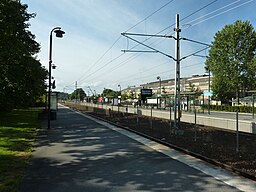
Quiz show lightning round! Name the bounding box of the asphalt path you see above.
[20,105,256,191]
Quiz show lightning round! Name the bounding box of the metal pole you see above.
[194,108,197,125]
[208,70,211,115]
[159,78,161,109]
[150,106,153,129]
[118,85,121,114]
[252,95,255,119]
[236,110,239,153]
[170,105,172,133]
[47,27,64,129]
[202,94,205,113]
[47,31,53,130]
[75,81,77,103]
[174,14,181,129]
[137,102,139,127]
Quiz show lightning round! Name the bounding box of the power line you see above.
[79,0,219,86]
[184,0,240,26]
[73,0,249,91]
[124,0,175,33]
[105,60,170,84]
[180,46,210,61]
[183,0,254,28]
[106,61,204,86]
[190,0,254,27]
[160,0,219,34]
[75,0,176,85]
[78,53,125,83]
[77,36,122,83]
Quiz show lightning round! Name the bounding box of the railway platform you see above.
[20,105,256,192]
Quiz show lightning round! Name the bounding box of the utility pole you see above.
[208,70,211,115]
[75,81,77,103]
[174,14,181,129]
[121,13,210,130]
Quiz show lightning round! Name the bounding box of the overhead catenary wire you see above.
[116,0,253,87]
[184,0,241,26]
[124,0,176,33]
[77,36,122,83]
[105,61,204,86]
[77,0,219,86]
[182,0,255,30]
[73,0,176,85]
[189,0,254,27]
[87,59,171,85]
[85,1,236,87]
[160,0,219,35]
[123,64,204,87]
[73,0,252,91]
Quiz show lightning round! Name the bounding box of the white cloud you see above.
[22,0,256,94]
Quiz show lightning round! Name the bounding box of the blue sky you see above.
[22,0,256,94]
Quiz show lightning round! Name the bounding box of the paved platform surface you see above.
[20,105,256,192]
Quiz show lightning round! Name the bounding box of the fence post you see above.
[150,106,153,129]
[194,109,197,125]
[236,110,239,153]
[170,106,172,132]
[137,103,139,127]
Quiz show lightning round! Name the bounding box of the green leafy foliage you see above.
[205,20,256,103]
[69,88,86,101]
[201,104,253,113]
[102,88,119,98]
[0,0,47,111]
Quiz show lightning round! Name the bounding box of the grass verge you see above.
[0,109,41,192]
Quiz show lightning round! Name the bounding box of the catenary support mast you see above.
[174,14,181,129]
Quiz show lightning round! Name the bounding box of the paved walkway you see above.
[20,105,256,192]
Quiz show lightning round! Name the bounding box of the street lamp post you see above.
[48,27,65,129]
[118,85,121,112]
[157,76,161,109]
[118,84,121,95]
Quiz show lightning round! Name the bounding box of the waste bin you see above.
[50,110,57,120]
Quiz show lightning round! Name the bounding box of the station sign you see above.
[141,89,152,101]
[141,89,152,96]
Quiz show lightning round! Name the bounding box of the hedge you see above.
[201,104,254,113]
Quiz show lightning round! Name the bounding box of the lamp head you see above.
[55,29,65,38]
[157,76,160,80]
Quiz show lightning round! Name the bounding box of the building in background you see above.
[123,74,211,100]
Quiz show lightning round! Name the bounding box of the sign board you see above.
[141,89,152,101]
[141,89,152,96]
[50,92,58,110]
[112,98,119,106]
[203,91,213,96]
[147,98,157,104]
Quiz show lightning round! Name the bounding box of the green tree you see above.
[205,20,256,103]
[102,89,118,98]
[188,82,201,97]
[0,0,47,110]
[70,88,86,101]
